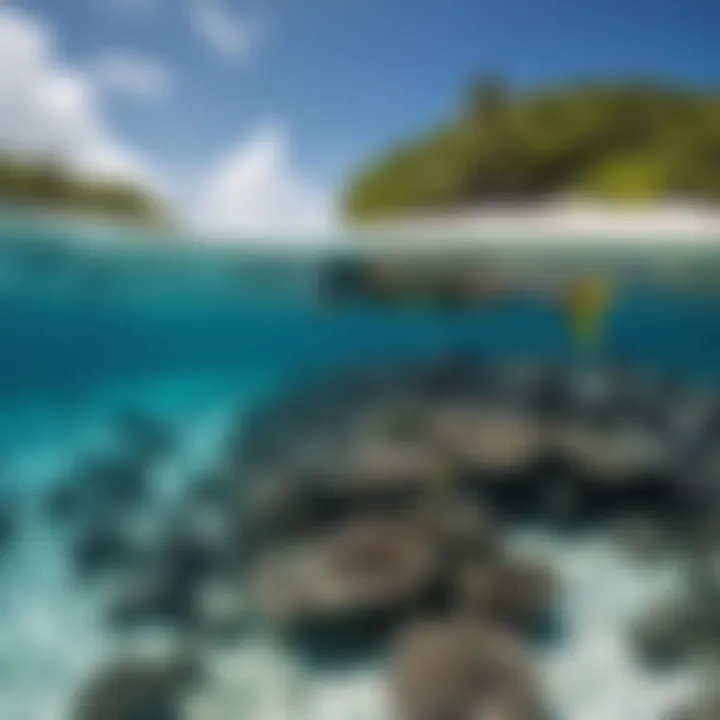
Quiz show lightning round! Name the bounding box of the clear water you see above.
[1,216,719,719]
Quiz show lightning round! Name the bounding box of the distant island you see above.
[343,78,720,221]
[0,155,167,228]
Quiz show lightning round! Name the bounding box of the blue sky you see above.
[0,0,717,234]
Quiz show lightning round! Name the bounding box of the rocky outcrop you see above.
[251,520,439,631]
[73,654,199,720]
[71,521,138,579]
[453,556,559,634]
[671,683,720,720]
[40,354,720,720]
[390,619,545,720]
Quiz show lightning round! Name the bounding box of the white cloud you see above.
[0,8,334,240]
[0,7,158,185]
[190,0,261,61]
[192,124,334,240]
[88,49,172,99]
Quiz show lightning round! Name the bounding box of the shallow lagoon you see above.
[2,220,720,719]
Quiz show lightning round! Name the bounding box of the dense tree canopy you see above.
[0,156,167,226]
[343,79,720,220]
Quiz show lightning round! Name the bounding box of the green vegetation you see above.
[343,78,720,220]
[0,155,167,226]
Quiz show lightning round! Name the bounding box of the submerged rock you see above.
[89,453,154,510]
[251,520,439,631]
[454,556,560,634]
[549,422,681,521]
[422,405,548,520]
[570,368,618,416]
[413,351,490,401]
[335,431,441,513]
[671,675,720,720]
[73,654,199,720]
[609,514,672,562]
[496,558,560,628]
[390,619,545,720]
[532,454,590,527]
[71,521,138,579]
[109,518,227,628]
[109,571,192,628]
[49,452,152,524]
[504,361,570,418]
[634,555,720,668]
[194,577,251,640]
[632,596,698,668]
[238,432,440,551]
[551,423,664,484]
[420,499,500,565]
[238,471,346,551]
[431,405,545,478]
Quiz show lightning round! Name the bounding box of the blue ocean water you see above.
[0,216,718,719]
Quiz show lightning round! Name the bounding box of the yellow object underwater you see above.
[562,276,614,350]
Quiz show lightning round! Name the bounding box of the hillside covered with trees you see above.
[0,156,167,227]
[343,79,720,221]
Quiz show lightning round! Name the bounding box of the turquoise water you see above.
[1,218,719,719]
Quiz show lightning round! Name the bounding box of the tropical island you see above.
[343,78,720,221]
[331,79,720,304]
[0,155,167,228]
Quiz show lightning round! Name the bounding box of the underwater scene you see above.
[4,218,720,720]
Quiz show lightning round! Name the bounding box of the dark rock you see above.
[86,454,152,509]
[109,566,201,629]
[432,405,544,478]
[416,352,490,402]
[562,366,628,427]
[632,555,720,669]
[251,520,439,632]
[71,522,138,579]
[73,654,199,720]
[51,453,152,523]
[670,683,720,720]
[624,373,683,434]
[531,453,590,528]
[109,572,191,628]
[552,424,660,483]
[453,556,560,636]
[631,597,698,669]
[496,558,561,637]
[610,515,671,562]
[108,519,226,629]
[426,405,546,519]
[238,473,342,551]
[390,619,545,720]
[239,433,438,552]
[333,433,440,517]
[417,499,500,566]
[509,361,572,419]
[548,423,681,520]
